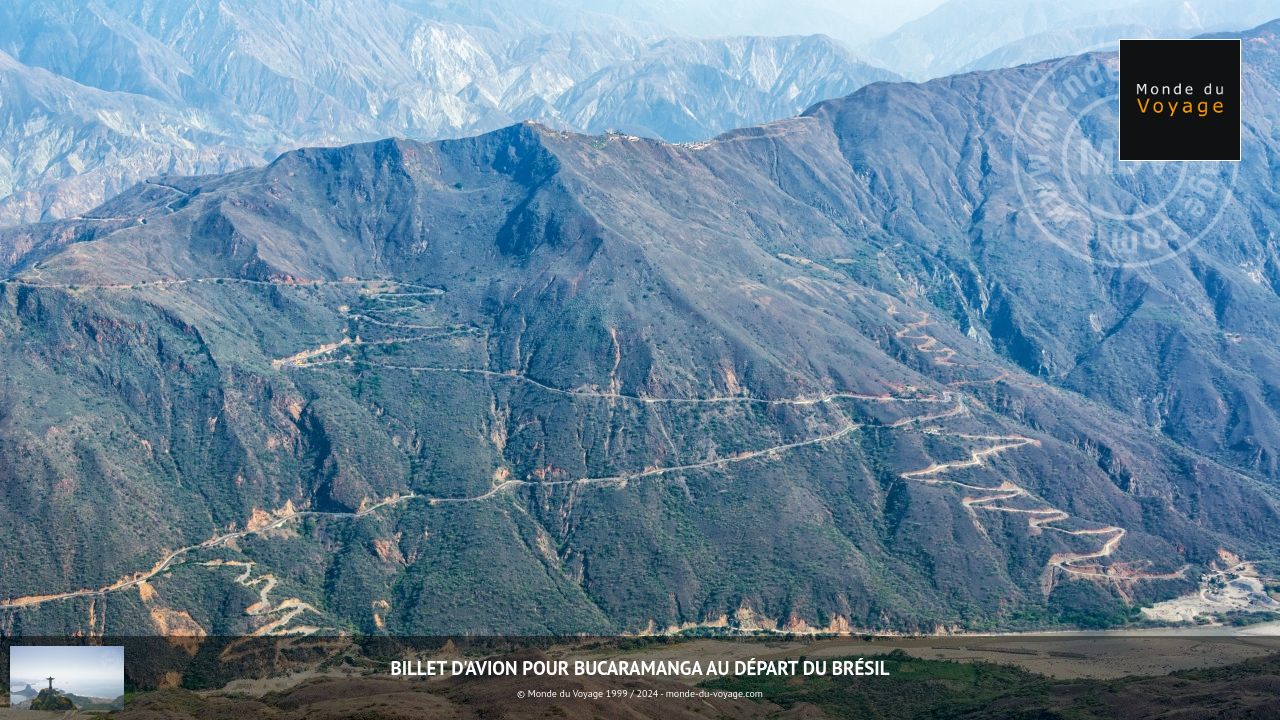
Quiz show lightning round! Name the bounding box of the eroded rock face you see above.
[0,0,898,226]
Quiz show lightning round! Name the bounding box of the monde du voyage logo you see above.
[1120,38,1241,161]
[1013,36,1242,269]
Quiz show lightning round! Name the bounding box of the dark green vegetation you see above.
[708,651,1280,719]
[28,687,75,711]
[2,21,1280,636]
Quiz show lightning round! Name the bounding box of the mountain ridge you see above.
[0,0,899,227]
[2,21,1280,636]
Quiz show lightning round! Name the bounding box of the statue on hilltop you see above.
[28,676,75,712]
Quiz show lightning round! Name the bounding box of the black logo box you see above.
[1119,38,1241,161]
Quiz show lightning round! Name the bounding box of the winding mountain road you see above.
[0,280,1186,632]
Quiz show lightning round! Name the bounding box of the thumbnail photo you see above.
[8,646,125,712]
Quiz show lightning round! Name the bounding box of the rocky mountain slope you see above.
[0,0,897,227]
[0,48,269,228]
[1,21,1279,637]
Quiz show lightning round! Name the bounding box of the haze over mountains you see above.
[865,0,1280,79]
[4,0,1273,230]
[0,0,898,227]
[1,13,1278,636]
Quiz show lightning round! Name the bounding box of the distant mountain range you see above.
[0,0,897,226]
[864,0,1280,79]
[1,19,1277,636]
[2,0,1274,229]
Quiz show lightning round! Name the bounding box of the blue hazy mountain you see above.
[864,0,1280,79]
[0,0,897,226]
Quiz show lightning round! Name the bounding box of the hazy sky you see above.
[411,0,950,45]
[578,0,949,43]
[9,646,125,698]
